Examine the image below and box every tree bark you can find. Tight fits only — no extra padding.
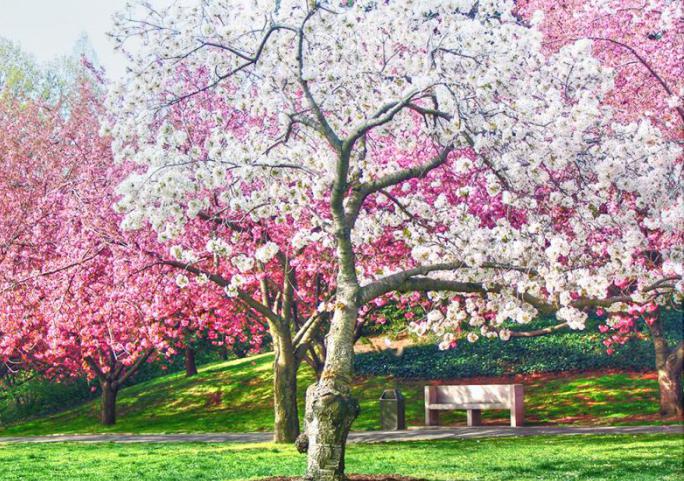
[272,334,301,443]
[101,381,118,425]
[648,319,683,417]
[184,347,198,377]
[657,360,683,417]
[303,286,361,481]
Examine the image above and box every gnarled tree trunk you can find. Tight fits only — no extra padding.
[648,318,683,417]
[184,347,198,377]
[303,286,360,481]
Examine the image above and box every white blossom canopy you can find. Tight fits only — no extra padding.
[109,0,682,344]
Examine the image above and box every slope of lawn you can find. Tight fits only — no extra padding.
[1,434,682,481]
[1,352,679,436]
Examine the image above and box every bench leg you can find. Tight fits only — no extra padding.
[426,408,440,426]
[511,386,525,427]
[511,404,524,427]
[467,409,481,427]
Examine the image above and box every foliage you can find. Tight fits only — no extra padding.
[357,312,683,379]
[108,1,683,471]
[1,435,682,481]
[0,374,92,427]
[357,334,657,380]
[0,82,264,415]
[109,0,683,353]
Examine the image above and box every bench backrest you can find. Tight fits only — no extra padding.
[426,384,523,408]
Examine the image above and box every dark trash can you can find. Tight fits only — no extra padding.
[379,389,406,430]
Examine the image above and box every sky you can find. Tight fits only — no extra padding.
[0,0,130,79]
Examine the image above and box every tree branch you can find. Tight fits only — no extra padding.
[345,144,454,225]
[360,261,535,305]
[588,36,684,123]
[510,322,569,338]
[116,348,155,387]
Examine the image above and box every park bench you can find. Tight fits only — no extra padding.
[425,384,524,427]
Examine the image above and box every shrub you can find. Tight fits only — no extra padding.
[354,313,682,380]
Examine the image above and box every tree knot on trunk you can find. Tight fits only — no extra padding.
[295,433,309,454]
[303,384,360,481]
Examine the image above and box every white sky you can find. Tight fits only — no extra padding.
[0,0,130,79]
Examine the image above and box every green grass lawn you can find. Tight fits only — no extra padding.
[0,435,681,481]
[0,353,678,436]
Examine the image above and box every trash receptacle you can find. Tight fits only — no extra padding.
[379,389,406,430]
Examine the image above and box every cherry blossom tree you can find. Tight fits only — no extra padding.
[108,75,392,441]
[503,0,684,416]
[110,0,682,478]
[0,78,265,425]
[0,85,160,424]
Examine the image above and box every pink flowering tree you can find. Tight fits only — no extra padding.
[0,79,265,425]
[111,1,681,478]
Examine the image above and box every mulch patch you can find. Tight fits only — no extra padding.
[258,476,427,481]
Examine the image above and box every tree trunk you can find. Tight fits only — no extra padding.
[220,344,229,361]
[303,286,360,481]
[101,381,118,425]
[657,360,683,417]
[185,347,198,377]
[648,319,683,417]
[273,337,301,443]
[262,314,302,444]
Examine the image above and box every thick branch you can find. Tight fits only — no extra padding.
[296,9,341,151]
[344,91,421,147]
[84,356,106,384]
[345,144,454,225]
[360,261,535,305]
[160,259,283,325]
[294,314,327,360]
[116,348,155,387]
[510,322,569,338]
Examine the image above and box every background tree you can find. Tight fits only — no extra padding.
[0,78,263,425]
[507,0,684,416]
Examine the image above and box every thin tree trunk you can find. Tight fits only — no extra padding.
[303,286,360,481]
[184,347,198,377]
[273,340,300,443]
[101,381,118,425]
[86,349,154,427]
[648,319,683,417]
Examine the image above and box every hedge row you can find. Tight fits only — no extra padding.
[354,314,682,380]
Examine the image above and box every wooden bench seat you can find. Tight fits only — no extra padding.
[425,384,524,427]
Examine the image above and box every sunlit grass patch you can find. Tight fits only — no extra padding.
[0,435,682,481]
[0,352,679,436]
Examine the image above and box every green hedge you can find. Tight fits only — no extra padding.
[354,313,683,380]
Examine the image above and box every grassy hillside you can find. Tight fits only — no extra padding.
[0,352,677,436]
